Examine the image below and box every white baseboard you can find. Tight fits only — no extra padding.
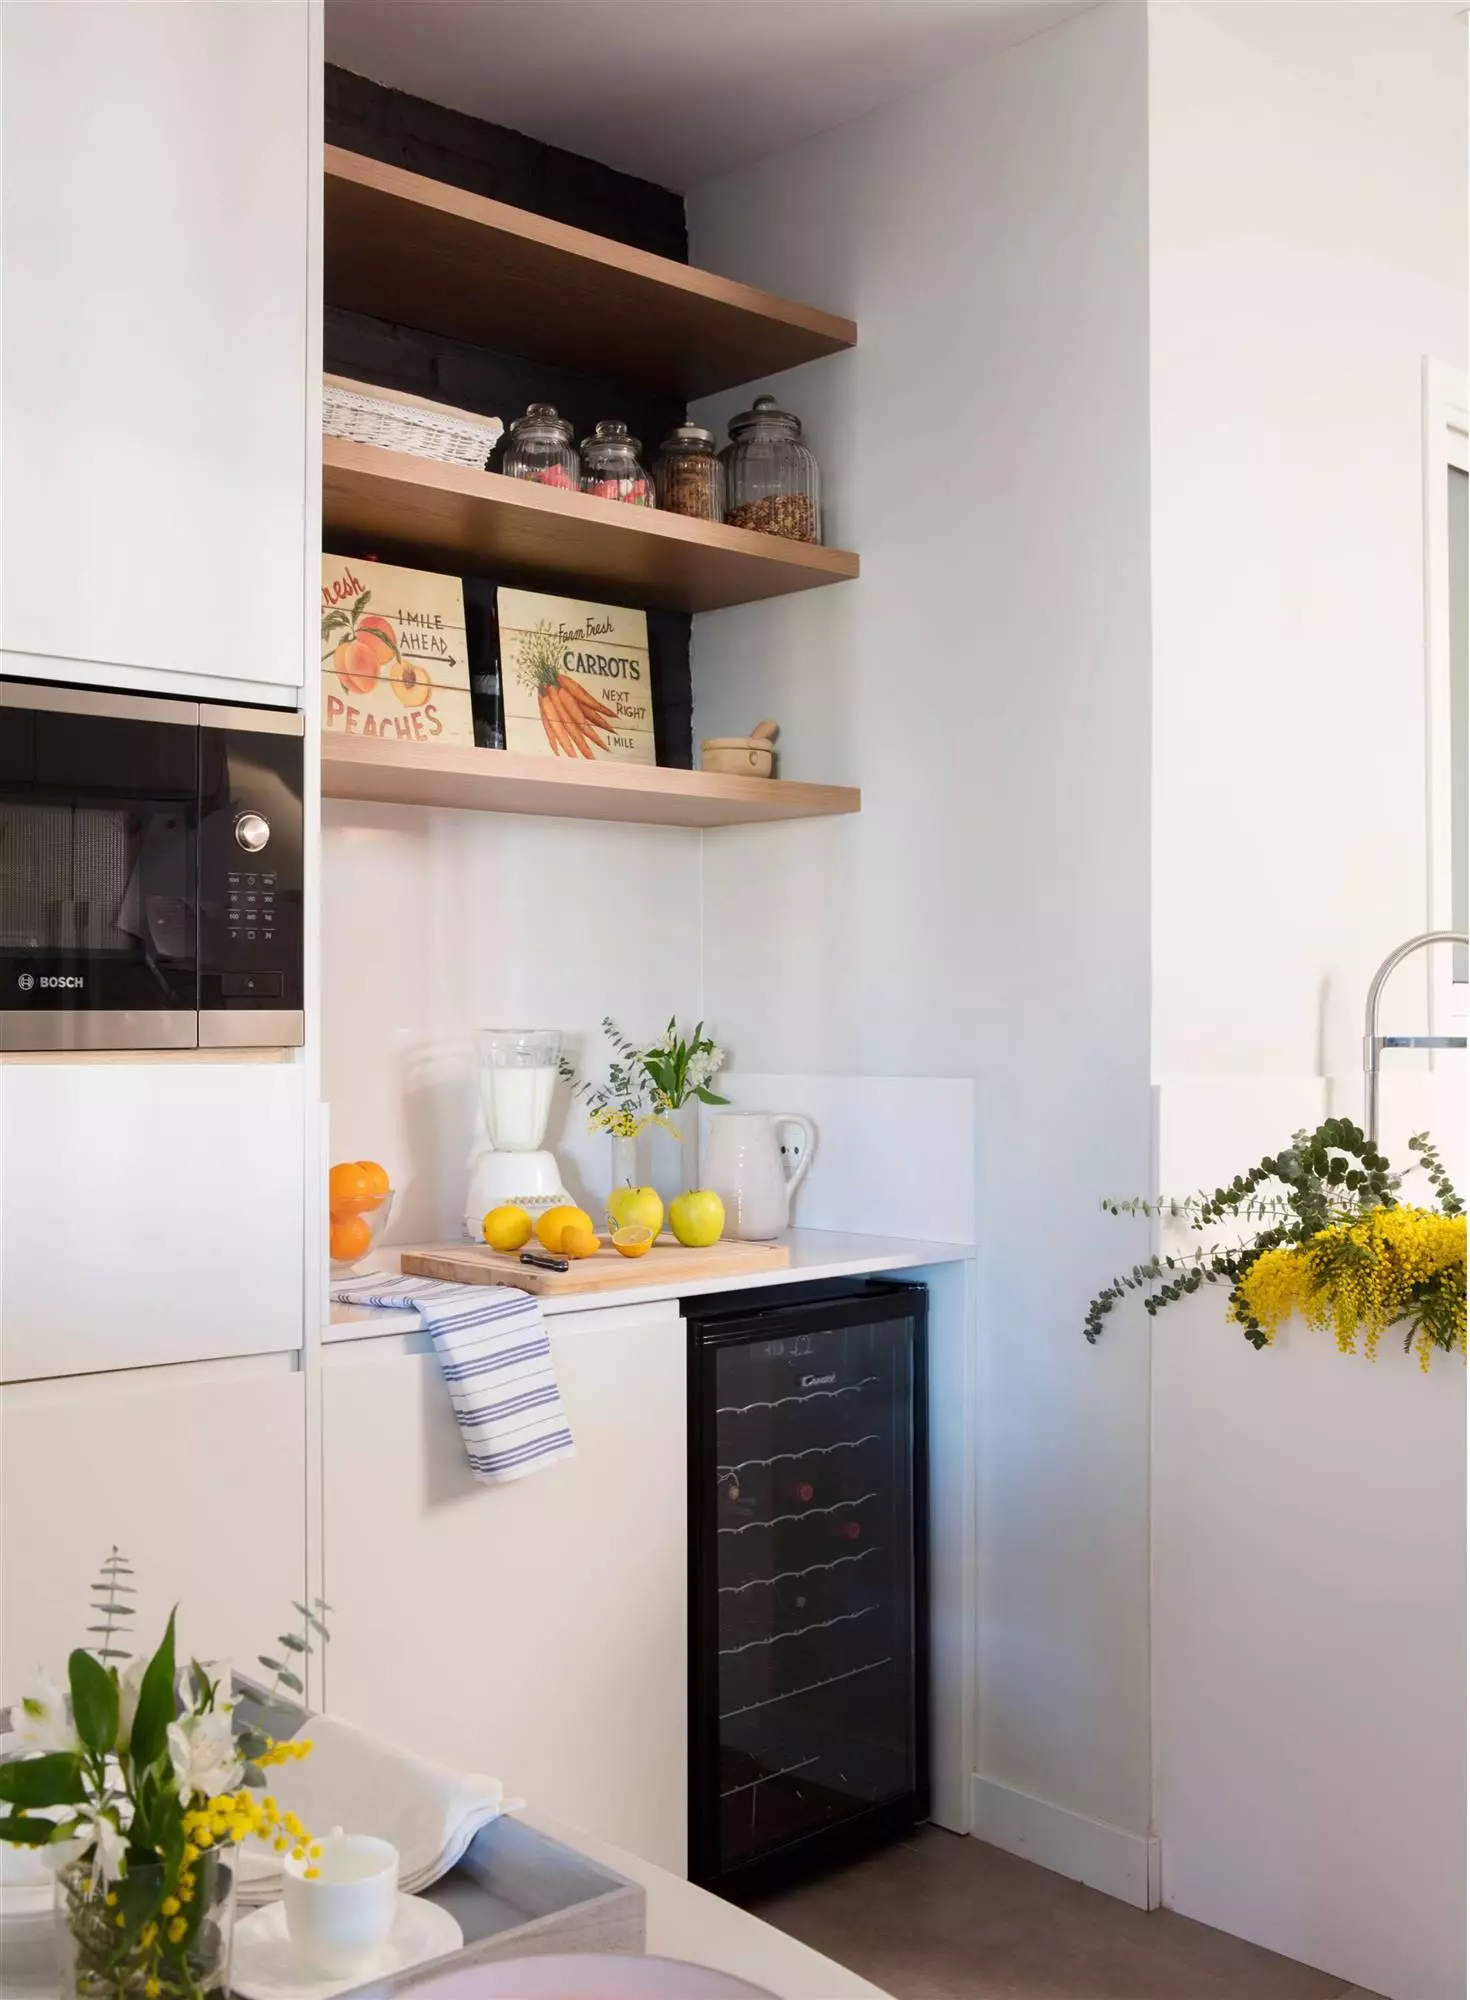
[969,1774,1161,1910]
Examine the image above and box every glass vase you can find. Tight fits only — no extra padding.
[650,1110,700,1208]
[55,1848,236,1999]
[609,1133,641,1205]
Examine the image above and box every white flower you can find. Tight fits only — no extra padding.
[167,1708,242,1803]
[116,1656,148,1739]
[16,1668,79,1754]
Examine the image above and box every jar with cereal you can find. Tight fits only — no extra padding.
[502,403,580,491]
[721,393,821,543]
[580,420,656,506]
[655,423,724,521]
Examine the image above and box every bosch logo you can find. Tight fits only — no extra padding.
[20,974,84,991]
[800,1372,837,1389]
[16,973,33,991]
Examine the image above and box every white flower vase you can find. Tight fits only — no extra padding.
[651,1111,700,1208]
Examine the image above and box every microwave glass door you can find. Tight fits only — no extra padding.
[0,686,200,1048]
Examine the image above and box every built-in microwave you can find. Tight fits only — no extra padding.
[0,680,305,1050]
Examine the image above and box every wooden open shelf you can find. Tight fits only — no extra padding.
[323,438,859,614]
[324,147,856,399]
[322,733,860,830]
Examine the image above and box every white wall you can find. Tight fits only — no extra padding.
[321,803,703,1239]
[1147,7,1467,1994]
[688,0,1158,1874]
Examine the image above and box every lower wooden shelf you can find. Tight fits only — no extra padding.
[321,733,861,829]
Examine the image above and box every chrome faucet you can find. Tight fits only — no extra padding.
[1362,929,1469,1142]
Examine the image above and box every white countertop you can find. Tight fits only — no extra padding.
[524,1809,891,2000]
[327,1227,972,1340]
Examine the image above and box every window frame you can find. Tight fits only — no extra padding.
[1423,355,1468,1032]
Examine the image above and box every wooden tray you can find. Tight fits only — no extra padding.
[400,1235,790,1295]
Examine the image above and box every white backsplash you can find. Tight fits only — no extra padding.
[701,1072,975,1243]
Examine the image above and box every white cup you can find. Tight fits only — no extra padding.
[282,1830,400,1979]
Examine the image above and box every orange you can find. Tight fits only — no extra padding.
[356,1160,391,1204]
[560,1226,600,1260]
[330,1214,372,1262]
[329,1161,375,1217]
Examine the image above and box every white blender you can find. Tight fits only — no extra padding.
[463,1027,572,1239]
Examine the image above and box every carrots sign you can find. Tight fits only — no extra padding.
[498,588,655,764]
[321,556,474,745]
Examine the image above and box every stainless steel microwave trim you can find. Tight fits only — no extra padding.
[208,704,305,737]
[0,681,200,727]
[199,1010,304,1051]
[0,1010,199,1052]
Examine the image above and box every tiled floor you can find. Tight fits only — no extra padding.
[748,1827,1386,2000]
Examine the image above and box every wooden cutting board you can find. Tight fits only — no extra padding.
[400,1234,791,1296]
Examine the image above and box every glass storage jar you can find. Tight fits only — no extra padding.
[502,403,580,490]
[721,393,821,543]
[655,424,724,521]
[581,420,656,506]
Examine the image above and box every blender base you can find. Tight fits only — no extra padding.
[464,1148,573,1240]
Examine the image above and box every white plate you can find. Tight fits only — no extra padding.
[232,1892,463,2000]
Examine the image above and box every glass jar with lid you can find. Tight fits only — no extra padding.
[502,403,580,490]
[721,393,821,543]
[581,420,656,506]
[655,423,724,522]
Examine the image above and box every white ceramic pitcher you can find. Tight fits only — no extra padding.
[703,1110,816,1241]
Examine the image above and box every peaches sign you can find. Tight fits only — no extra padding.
[320,556,474,745]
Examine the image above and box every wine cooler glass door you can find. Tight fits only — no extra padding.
[693,1289,925,1890]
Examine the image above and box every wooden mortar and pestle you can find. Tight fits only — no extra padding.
[700,718,779,779]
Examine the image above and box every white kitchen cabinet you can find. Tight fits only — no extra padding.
[322,1306,688,1874]
[0,1,311,693]
[0,1063,306,1381]
[0,1358,307,1697]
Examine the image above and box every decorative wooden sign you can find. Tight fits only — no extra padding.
[498,587,655,764]
[321,555,474,745]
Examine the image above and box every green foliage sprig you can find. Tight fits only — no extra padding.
[1084,1118,1460,1351]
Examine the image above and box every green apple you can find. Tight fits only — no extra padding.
[607,1184,664,1238]
[669,1188,725,1249]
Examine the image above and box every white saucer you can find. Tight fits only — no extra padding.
[231,1892,464,2000]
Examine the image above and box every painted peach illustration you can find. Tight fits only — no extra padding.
[322,590,400,693]
[389,656,433,707]
[334,626,396,694]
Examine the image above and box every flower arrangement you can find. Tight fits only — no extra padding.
[1085,1121,1467,1371]
[0,1550,330,1998]
[563,1016,728,1141]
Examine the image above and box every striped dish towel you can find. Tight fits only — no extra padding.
[332,1273,574,1483]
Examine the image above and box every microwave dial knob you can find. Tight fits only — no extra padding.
[234,811,271,854]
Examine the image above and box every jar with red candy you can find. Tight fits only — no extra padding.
[580,420,656,507]
[502,403,580,490]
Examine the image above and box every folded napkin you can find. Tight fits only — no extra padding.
[237,1710,517,1905]
[332,1272,575,1483]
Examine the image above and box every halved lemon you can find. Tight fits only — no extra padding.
[612,1225,654,1259]
[561,1226,601,1260]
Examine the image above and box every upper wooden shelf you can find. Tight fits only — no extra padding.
[324,147,856,399]
[322,733,861,831]
[323,438,859,614]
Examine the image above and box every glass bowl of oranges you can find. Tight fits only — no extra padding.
[329,1159,394,1274]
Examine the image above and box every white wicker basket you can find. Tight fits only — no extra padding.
[323,376,503,470]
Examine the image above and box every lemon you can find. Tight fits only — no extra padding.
[612,1225,654,1259]
[561,1225,601,1260]
[483,1204,533,1252]
[536,1204,594,1253]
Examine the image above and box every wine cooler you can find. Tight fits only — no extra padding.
[687,1279,929,1897]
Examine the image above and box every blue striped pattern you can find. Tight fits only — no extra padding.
[332,1273,575,1483]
